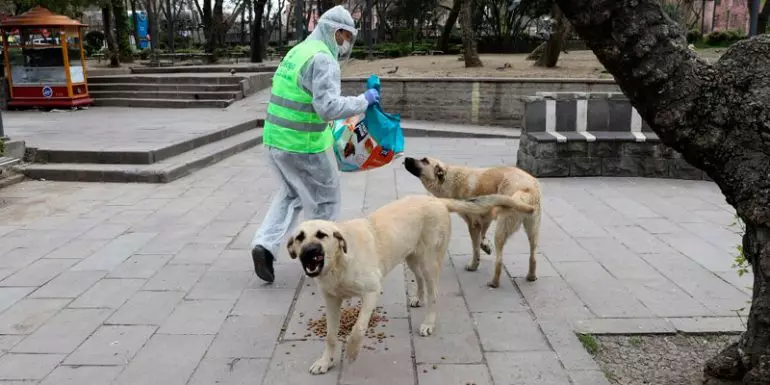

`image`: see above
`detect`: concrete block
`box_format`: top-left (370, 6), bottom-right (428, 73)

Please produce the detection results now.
top-left (0, 299), bottom-right (70, 335)
top-left (570, 157), bottom-right (602, 177)
top-left (668, 316), bottom-right (746, 333)
top-left (108, 254), bottom-right (174, 279)
top-left (187, 358), bottom-right (269, 385)
top-left (339, 318), bottom-right (414, 385)
top-left (106, 290), bottom-right (185, 325)
top-left (0, 353), bottom-right (64, 381)
top-left (12, 308), bottom-right (113, 354)
top-left (524, 99), bottom-right (546, 133)
top-left (158, 299), bottom-right (234, 335)
top-left (142, 264), bottom-right (208, 292)
top-left (416, 364), bottom-right (493, 385)
top-left (486, 351), bottom-right (571, 385)
top-left (113, 334), bottom-right (214, 385)
top-left (586, 98), bottom-right (610, 132)
top-left (71, 232), bottom-right (158, 271)
top-left (569, 370), bottom-right (612, 385)
top-left (532, 158), bottom-right (571, 177)
top-left (262, 340), bottom-right (339, 385)
top-left (39, 366), bottom-right (123, 385)
top-left (410, 296), bottom-right (482, 364)
top-left (514, 277), bottom-right (592, 323)
top-left (451, 255), bottom-right (529, 313)
top-left (0, 259), bottom-right (77, 287)
top-left (555, 99), bottom-right (577, 133)
top-left (205, 315), bottom-right (284, 358)
top-left (474, 312), bottom-right (551, 352)
top-left (3, 140), bottom-right (25, 160)
top-left (30, 271), bottom-right (106, 299)
top-left (574, 317), bottom-right (676, 334)
top-left (608, 98), bottom-right (632, 132)
top-left (185, 270), bottom-right (253, 300)
top-left (64, 325), bottom-right (157, 365)
top-left (669, 158), bottom-right (705, 180)
top-left (69, 278), bottom-right (145, 309)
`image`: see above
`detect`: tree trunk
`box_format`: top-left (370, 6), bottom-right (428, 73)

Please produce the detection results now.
top-left (553, 0), bottom-right (770, 382)
top-left (202, 0), bottom-right (212, 42)
top-left (459, 0), bottom-right (481, 67)
top-left (534, 4), bottom-right (569, 68)
top-left (102, 5), bottom-right (121, 67)
top-left (130, 0), bottom-right (142, 49)
top-left (758, 1), bottom-right (770, 34)
top-left (277, 0), bottom-right (283, 46)
top-left (251, 0), bottom-right (268, 62)
top-left (113, 0), bottom-right (134, 61)
top-left (526, 42), bottom-right (546, 61)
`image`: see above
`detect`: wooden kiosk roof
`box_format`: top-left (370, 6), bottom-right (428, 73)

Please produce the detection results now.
top-left (0, 6), bottom-right (86, 28)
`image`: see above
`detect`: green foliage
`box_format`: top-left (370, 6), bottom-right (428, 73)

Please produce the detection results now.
top-left (576, 333), bottom-right (598, 355)
top-left (730, 214), bottom-right (750, 277)
top-left (627, 336), bottom-right (643, 347)
top-left (84, 31), bottom-right (105, 57)
top-left (686, 29), bottom-right (701, 44)
top-left (661, 2), bottom-right (686, 24)
top-left (704, 29), bottom-right (746, 47)
top-left (12, 0), bottom-right (98, 18)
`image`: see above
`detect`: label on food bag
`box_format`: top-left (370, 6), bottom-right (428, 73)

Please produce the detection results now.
top-left (332, 114), bottom-right (396, 172)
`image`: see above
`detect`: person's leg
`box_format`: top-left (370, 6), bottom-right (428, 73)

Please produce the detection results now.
top-left (279, 147), bottom-right (341, 222)
top-left (251, 147), bottom-right (303, 283)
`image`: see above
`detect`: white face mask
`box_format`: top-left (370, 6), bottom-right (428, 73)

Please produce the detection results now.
top-left (338, 40), bottom-right (352, 56)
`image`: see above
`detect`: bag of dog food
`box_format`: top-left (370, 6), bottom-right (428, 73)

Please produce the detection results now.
top-left (331, 74), bottom-right (404, 172)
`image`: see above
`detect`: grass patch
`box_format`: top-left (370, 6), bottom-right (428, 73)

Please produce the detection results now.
top-left (628, 336), bottom-right (643, 347)
top-left (577, 333), bottom-right (599, 355)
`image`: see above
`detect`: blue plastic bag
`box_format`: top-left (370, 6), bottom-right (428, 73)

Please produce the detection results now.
top-left (331, 74), bottom-right (404, 172)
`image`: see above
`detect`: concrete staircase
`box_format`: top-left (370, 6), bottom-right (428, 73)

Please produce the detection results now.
top-left (88, 65), bottom-right (275, 109)
top-left (16, 120), bottom-right (264, 183)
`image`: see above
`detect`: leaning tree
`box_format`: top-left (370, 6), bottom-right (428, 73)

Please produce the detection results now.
top-left (552, 1), bottom-right (770, 383)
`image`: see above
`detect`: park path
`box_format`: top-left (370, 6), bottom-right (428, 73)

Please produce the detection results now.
top-left (0, 138), bottom-right (747, 384)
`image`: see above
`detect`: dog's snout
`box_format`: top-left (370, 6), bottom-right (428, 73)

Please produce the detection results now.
top-left (403, 157), bottom-right (421, 177)
top-left (300, 243), bottom-right (324, 258)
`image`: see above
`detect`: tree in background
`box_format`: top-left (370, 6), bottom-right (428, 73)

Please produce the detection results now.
top-left (250, 0), bottom-right (269, 62)
top-left (460, 0), bottom-right (481, 67)
top-left (112, 0), bottom-right (134, 60)
top-left (533, 3), bottom-right (570, 67)
top-left (101, 1), bottom-right (120, 66)
top-left (437, 0), bottom-right (461, 53)
top-left (554, 0), bottom-right (770, 382)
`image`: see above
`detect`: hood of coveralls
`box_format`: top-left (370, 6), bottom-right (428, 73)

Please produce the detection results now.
top-left (306, 5), bottom-right (358, 62)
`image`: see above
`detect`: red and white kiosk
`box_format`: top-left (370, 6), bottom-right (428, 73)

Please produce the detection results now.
top-left (1, 6), bottom-right (94, 108)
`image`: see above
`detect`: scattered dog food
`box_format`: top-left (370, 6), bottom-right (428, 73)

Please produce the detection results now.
top-left (306, 304), bottom-right (389, 342)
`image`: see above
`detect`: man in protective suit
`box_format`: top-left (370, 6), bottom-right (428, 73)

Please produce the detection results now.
top-left (251, 5), bottom-right (379, 283)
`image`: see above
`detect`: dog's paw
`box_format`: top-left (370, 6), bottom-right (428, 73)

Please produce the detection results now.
top-left (309, 357), bottom-right (334, 375)
top-left (487, 280), bottom-right (500, 288)
top-left (464, 262), bottom-right (479, 272)
top-left (419, 323), bottom-right (434, 337)
top-left (526, 274), bottom-right (538, 282)
top-left (408, 296), bottom-right (422, 307)
top-left (480, 239), bottom-right (492, 255)
top-left (345, 333), bottom-right (362, 362)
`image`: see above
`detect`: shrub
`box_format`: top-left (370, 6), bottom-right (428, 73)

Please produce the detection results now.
top-left (704, 29), bottom-right (746, 46)
top-left (686, 28), bottom-right (701, 44)
top-left (84, 31), bottom-right (105, 56)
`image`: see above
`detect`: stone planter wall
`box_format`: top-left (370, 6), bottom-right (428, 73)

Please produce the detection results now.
top-left (341, 77), bottom-right (619, 127)
top-left (515, 92), bottom-right (709, 180)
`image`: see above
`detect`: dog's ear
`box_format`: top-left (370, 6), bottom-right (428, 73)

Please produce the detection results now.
top-left (286, 237), bottom-right (297, 259)
top-left (333, 231), bottom-right (347, 253)
top-left (434, 165), bottom-right (446, 182)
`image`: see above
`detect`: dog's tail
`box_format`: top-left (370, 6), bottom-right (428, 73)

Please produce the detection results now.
top-left (441, 191), bottom-right (537, 215)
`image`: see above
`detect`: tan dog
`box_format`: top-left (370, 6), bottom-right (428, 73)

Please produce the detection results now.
top-left (403, 156), bottom-right (542, 288)
top-left (286, 194), bottom-right (535, 375)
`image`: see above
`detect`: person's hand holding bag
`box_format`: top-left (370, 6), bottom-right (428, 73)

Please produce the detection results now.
top-left (362, 88), bottom-right (380, 106)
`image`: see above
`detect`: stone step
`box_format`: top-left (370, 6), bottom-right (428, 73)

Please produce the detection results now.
top-left (93, 97), bottom-right (234, 109)
top-left (88, 83), bottom-right (243, 92)
top-left (400, 119), bottom-right (521, 138)
top-left (0, 157), bottom-right (20, 168)
top-left (90, 90), bottom-right (242, 101)
top-left (26, 119), bottom-right (262, 165)
top-left (131, 64), bottom-right (278, 74)
top-left (88, 75), bottom-right (245, 85)
top-left (17, 129), bottom-right (263, 183)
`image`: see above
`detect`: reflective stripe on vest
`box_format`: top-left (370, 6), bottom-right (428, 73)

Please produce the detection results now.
top-left (263, 39), bottom-right (334, 153)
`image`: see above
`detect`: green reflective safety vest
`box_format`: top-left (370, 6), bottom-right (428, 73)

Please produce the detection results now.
top-left (263, 39), bottom-right (334, 153)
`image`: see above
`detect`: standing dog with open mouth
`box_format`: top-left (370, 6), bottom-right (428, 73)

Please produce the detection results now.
top-left (403, 156), bottom-right (542, 288)
top-left (286, 193), bottom-right (535, 375)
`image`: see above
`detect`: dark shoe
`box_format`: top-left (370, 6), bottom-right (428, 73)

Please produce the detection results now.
top-left (251, 245), bottom-right (275, 283)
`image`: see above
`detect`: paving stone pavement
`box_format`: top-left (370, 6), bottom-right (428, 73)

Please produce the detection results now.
top-left (0, 138), bottom-right (748, 384)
